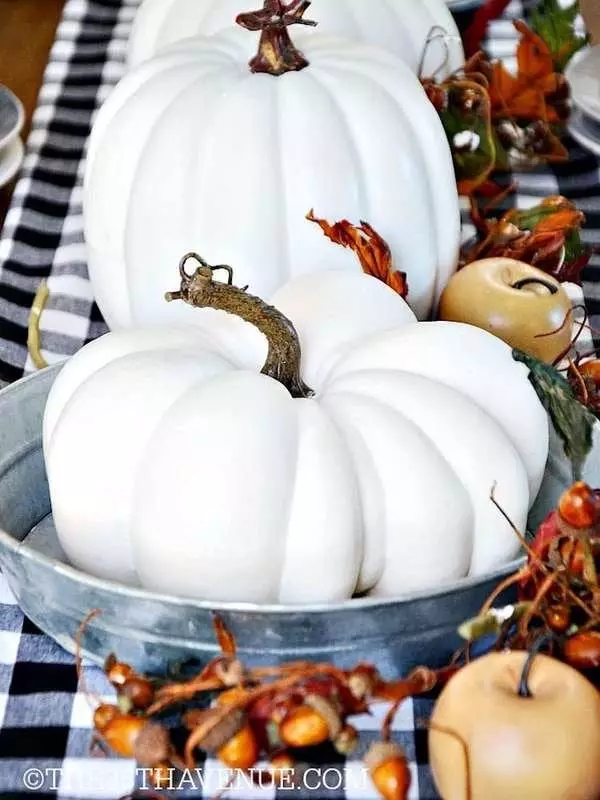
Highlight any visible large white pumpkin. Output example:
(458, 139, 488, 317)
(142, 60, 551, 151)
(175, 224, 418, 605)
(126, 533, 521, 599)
(43, 268, 549, 604)
(83, 22, 460, 328)
(127, 0, 464, 77)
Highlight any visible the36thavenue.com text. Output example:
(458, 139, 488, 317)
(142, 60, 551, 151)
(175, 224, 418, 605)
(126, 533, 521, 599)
(22, 765, 380, 793)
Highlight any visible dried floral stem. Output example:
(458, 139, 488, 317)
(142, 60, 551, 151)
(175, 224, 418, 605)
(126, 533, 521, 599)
(518, 572, 560, 639)
(28, 280, 49, 369)
(479, 570, 530, 616)
(569, 359, 590, 407)
(150, 660, 354, 717)
(380, 666, 460, 742)
(485, 488, 599, 622)
(183, 673, 321, 767)
(417, 25, 453, 80)
(75, 609, 103, 709)
(427, 721, 472, 800)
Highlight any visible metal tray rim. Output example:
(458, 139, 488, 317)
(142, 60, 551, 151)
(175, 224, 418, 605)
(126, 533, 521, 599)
(0, 525, 526, 615)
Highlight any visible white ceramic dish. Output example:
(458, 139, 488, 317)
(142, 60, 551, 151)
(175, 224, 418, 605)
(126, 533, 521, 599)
(565, 46, 600, 124)
(568, 107, 600, 157)
(0, 84, 24, 150)
(0, 136, 24, 189)
(0, 84, 25, 189)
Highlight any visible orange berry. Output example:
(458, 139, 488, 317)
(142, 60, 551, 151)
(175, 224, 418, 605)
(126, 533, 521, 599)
(121, 676, 155, 709)
(93, 703, 120, 731)
(559, 482, 599, 529)
(564, 631, 600, 670)
(280, 705, 330, 748)
(546, 605, 571, 634)
(217, 725, 259, 771)
(366, 743, 411, 800)
(101, 715, 147, 758)
(372, 758, 411, 800)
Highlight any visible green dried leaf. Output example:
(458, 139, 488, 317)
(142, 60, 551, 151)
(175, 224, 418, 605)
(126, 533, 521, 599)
(564, 229, 586, 265)
(513, 349, 595, 480)
(530, 0, 589, 72)
(509, 202, 562, 231)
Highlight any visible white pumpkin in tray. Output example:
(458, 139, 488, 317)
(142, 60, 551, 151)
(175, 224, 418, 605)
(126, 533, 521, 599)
(83, 3, 461, 327)
(43, 264, 549, 605)
(127, 0, 464, 77)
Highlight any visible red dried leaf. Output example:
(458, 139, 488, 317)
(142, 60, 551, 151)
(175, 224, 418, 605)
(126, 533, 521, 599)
(463, 0, 512, 57)
(306, 211, 408, 299)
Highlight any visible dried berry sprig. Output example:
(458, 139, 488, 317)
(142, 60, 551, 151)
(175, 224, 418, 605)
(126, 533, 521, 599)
(461, 481, 600, 676)
(78, 478, 600, 800)
(77, 614, 458, 800)
(74, 614, 184, 789)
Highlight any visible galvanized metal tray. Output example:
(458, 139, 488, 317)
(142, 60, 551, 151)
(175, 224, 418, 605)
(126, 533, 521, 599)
(0, 365, 597, 676)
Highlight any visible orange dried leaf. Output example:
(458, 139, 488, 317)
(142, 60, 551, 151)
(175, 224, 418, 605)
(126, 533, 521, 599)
(533, 210, 585, 234)
(486, 21, 568, 124)
(514, 20, 555, 81)
(306, 211, 408, 299)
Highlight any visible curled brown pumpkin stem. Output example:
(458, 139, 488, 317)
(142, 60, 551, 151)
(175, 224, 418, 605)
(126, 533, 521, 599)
(165, 253, 314, 399)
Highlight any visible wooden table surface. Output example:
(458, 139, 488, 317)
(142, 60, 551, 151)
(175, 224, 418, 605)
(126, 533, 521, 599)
(0, 0, 66, 232)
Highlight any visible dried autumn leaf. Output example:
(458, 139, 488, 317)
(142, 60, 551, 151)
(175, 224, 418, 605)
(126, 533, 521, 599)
(461, 196, 592, 284)
(513, 349, 595, 481)
(306, 210, 408, 298)
(530, 0, 589, 73)
(421, 20, 570, 197)
(487, 21, 570, 124)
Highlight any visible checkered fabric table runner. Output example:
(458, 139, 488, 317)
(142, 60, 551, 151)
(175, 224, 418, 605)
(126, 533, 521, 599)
(0, 1, 598, 798)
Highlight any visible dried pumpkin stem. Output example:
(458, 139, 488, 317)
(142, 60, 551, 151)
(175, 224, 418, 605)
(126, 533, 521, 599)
(165, 253, 314, 399)
(28, 280, 49, 369)
(236, 0, 316, 76)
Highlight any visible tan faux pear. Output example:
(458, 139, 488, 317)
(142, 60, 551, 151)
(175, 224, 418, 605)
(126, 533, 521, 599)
(439, 258, 572, 363)
(429, 651, 600, 800)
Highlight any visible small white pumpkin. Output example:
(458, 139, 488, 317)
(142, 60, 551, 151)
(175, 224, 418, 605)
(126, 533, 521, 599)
(127, 0, 464, 77)
(44, 266, 549, 604)
(83, 9, 460, 328)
